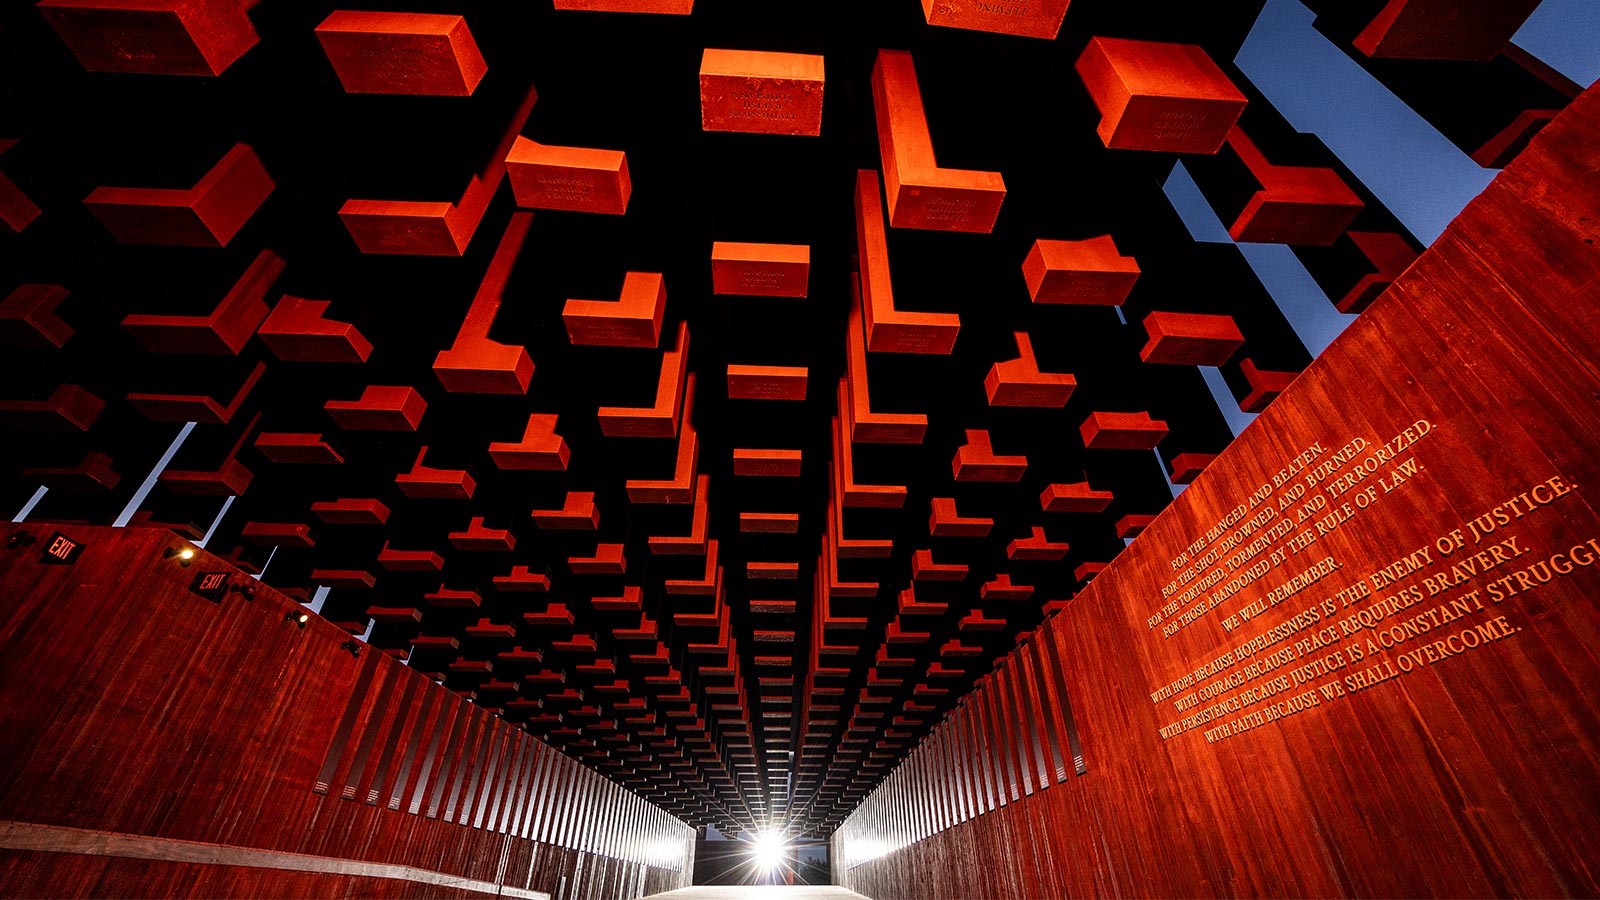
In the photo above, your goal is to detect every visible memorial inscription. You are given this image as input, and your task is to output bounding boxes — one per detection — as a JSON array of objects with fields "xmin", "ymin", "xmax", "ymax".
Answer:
[{"xmin": 1144, "ymin": 415, "xmax": 1585, "ymax": 746}]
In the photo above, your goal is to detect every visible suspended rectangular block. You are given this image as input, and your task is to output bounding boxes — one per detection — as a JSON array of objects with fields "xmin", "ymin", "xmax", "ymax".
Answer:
[
  {"xmin": 1023, "ymin": 236, "xmax": 1139, "ymax": 306},
  {"xmin": 727, "ymin": 365, "xmax": 807, "ymax": 401},
  {"xmin": 0, "ymin": 385, "xmax": 104, "ymax": 432},
  {"xmin": 871, "ymin": 49, "xmax": 1006, "ymax": 233},
  {"xmin": 563, "ymin": 271, "xmax": 665, "ymax": 348},
  {"xmin": 1081, "ymin": 411, "xmax": 1168, "ymax": 450},
  {"xmin": 710, "ymin": 242, "xmax": 810, "ymax": 297},
  {"xmin": 985, "ymin": 331, "xmax": 1075, "ymax": 406},
  {"xmin": 506, "ymin": 137, "xmax": 631, "ymax": 215},
  {"xmin": 739, "ymin": 512, "xmax": 799, "ymax": 533},
  {"xmin": 0, "ymin": 285, "xmax": 72, "ymax": 350},
  {"xmin": 315, "ymin": 11, "xmax": 487, "ymax": 96},
  {"xmin": 122, "ymin": 249, "xmax": 283, "ymax": 355},
  {"xmin": 733, "ymin": 448, "xmax": 802, "ymax": 476},
  {"xmin": 1139, "ymin": 310, "xmax": 1245, "ymax": 366},
  {"xmin": 699, "ymin": 48, "xmax": 825, "ymax": 136},
  {"xmin": 258, "ymin": 297, "xmax": 372, "ymax": 363},
  {"xmin": 1167, "ymin": 451, "xmax": 1216, "ymax": 484},
  {"xmin": 310, "ymin": 498, "xmax": 389, "ymax": 525},
  {"xmin": 920, "ymin": 0, "xmax": 1069, "ymax": 39},
  {"xmin": 257, "ymin": 433, "xmax": 345, "ymax": 465},
  {"xmin": 85, "ymin": 144, "xmax": 273, "ymax": 247},
  {"xmin": 324, "ymin": 385, "xmax": 426, "ymax": 431},
  {"xmin": 552, "ymin": 0, "xmax": 693, "ymax": 11},
  {"xmin": 1041, "ymin": 481, "xmax": 1114, "ymax": 513},
  {"xmin": 1352, "ymin": 0, "xmax": 1541, "ymax": 61},
  {"xmin": 39, "ymin": 0, "xmax": 259, "ymax": 76},
  {"xmin": 1075, "ymin": 37, "xmax": 1247, "ymax": 153}
]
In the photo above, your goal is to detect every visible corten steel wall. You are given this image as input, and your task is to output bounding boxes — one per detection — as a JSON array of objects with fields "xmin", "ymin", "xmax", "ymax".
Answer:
[
  {"xmin": 831, "ymin": 85, "xmax": 1600, "ymax": 899},
  {"xmin": 0, "ymin": 525, "xmax": 695, "ymax": 900}
]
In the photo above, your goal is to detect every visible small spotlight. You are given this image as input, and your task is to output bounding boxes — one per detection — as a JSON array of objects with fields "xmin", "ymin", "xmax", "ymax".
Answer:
[
  {"xmin": 231, "ymin": 583, "xmax": 255, "ymax": 600},
  {"xmin": 284, "ymin": 610, "xmax": 309, "ymax": 629},
  {"xmin": 6, "ymin": 531, "xmax": 37, "ymax": 549},
  {"xmin": 341, "ymin": 639, "xmax": 361, "ymax": 657},
  {"xmin": 163, "ymin": 546, "xmax": 196, "ymax": 566}
]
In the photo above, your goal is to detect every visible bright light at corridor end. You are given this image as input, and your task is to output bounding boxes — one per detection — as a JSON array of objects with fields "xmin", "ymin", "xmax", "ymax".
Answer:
[{"xmin": 747, "ymin": 829, "xmax": 789, "ymax": 872}]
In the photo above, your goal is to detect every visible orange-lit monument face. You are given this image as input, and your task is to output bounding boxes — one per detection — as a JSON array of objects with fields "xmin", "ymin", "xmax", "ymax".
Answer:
[
  {"xmin": 3, "ymin": 0, "xmax": 1595, "ymax": 895},
  {"xmin": 700, "ymin": 49, "xmax": 826, "ymax": 137}
]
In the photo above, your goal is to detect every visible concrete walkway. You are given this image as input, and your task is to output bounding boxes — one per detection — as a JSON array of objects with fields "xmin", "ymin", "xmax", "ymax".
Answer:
[{"xmin": 643, "ymin": 887, "xmax": 870, "ymax": 900}]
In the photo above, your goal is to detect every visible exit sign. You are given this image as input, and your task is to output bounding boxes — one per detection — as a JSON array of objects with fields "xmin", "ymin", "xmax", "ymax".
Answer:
[
  {"xmin": 189, "ymin": 571, "xmax": 230, "ymax": 602},
  {"xmin": 40, "ymin": 531, "xmax": 83, "ymax": 564}
]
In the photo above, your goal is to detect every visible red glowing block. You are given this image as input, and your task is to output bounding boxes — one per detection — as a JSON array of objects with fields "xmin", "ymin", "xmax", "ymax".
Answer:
[
  {"xmin": 310, "ymin": 498, "xmax": 389, "ymax": 525},
  {"xmin": 325, "ymin": 385, "xmax": 426, "ymax": 431},
  {"xmin": 1076, "ymin": 561, "xmax": 1108, "ymax": 581},
  {"xmin": 700, "ymin": 48, "xmax": 825, "ymax": 136},
  {"xmin": 845, "ymin": 287, "xmax": 927, "ymax": 442},
  {"xmin": 1116, "ymin": 514, "xmax": 1156, "ymax": 539},
  {"xmin": 489, "ymin": 413, "xmax": 569, "ymax": 471},
  {"xmin": 1237, "ymin": 358, "xmax": 1298, "ymax": 413},
  {"xmin": 0, "ymin": 285, "xmax": 73, "ymax": 350},
  {"xmin": 951, "ymin": 429, "xmax": 1027, "ymax": 482},
  {"xmin": 855, "ymin": 170, "xmax": 959, "ymax": 354},
  {"xmin": 920, "ymin": 0, "xmax": 1068, "ymax": 39},
  {"xmin": 1075, "ymin": 37, "xmax": 1247, "ymax": 153},
  {"xmin": 258, "ymin": 296, "xmax": 371, "ymax": 363},
  {"xmin": 532, "ymin": 492, "xmax": 600, "ymax": 530},
  {"xmin": 0, "ymin": 385, "xmax": 103, "ymax": 432},
  {"xmin": 1023, "ymin": 236, "xmax": 1140, "ymax": 306},
  {"xmin": 564, "ymin": 271, "xmax": 665, "ymax": 348},
  {"xmin": 1336, "ymin": 231, "xmax": 1419, "ymax": 314},
  {"xmin": 1168, "ymin": 452, "xmax": 1216, "ymax": 485},
  {"xmin": 341, "ymin": 86, "xmax": 535, "ymax": 256},
  {"xmin": 122, "ymin": 249, "xmax": 283, "ymax": 355},
  {"xmin": 127, "ymin": 360, "xmax": 262, "ymax": 423},
  {"xmin": 728, "ymin": 365, "xmax": 807, "ymax": 401},
  {"xmin": 1139, "ymin": 311, "xmax": 1245, "ymax": 366},
  {"xmin": 649, "ymin": 474, "xmax": 708, "ymax": 554},
  {"xmin": 748, "ymin": 561, "xmax": 799, "ymax": 580},
  {"xmin": 710, "ymin": 242, "xmax": 810, "ymax": 297},
  {"xmin": 506, "ymin": 137, "xmax": 630, "ymax": 215},
  {"xmin": 394, "ymin": 446, "xmax": 474, "ymax": 500},
  {"xmin": 1224, "ymin": 128, "xmax": 1364, "ymax": 246},
  {"xmin": 493, "ymin": 566, "xmax": 549, "ymax": 592},
  {"xmin": 733, "ymin": 448, "xmax": 801, "ymax": 477},
  {"xmin": 313, "ymin": 569, "xmax": 376, "ymax": 590},
  {"xmin": 236, "ymin": 518, "xmax": 312, "ymax": 547},
  {"xmin": 424, "ymin": 586, "xmax": 481, "ymax": 608},
  {"xmin": 434, "ymin": 212, "xmax": 535, "ymax": 393},
  {"xmin": 1081, "ymin": 411, "xmax": 1168, "ymax": 450},
  {"xmin": 598, "ymin": 321, "xmax": 689, "ymax": 437},
  {"xmin": 1007, "ymin": 526, "xmax": 1069, "ymax": 561},
  {"xmin": 624, "ymin": 372, "xmax": 698, "ymax": 503},
  {"xmin": 21, "ymin": 451, "xmax": 120, "ymax": 492},
  {"xmin": 552, "ymin": 0, "xmax": 692, "ymax": 11},
  {"xmin": 1353, "ymin": 0, "xmax": 1541, "ymax": 61},
  {"xmin": 929, "ymin": 497, "xmax": 992, "ymax": 538},
  {"xmin": 570, "ymin": 543, "xmax": 626, "ymax": 575},
  {"xmin": 912, "ymin": 549, "xmax": 967, "ymax": 582},
  {"xmin": 315, "ymin": 11, "xmax": 486, "ymax": 96},
  {"xmin": 255, "ymin": 433, "xmax": 344, "ymax": 465},
  {"xmin": 981, "ymin": 573, "xmax": 1033, "ymax": 601},
  {"xmin": 449, "ymin": 517, "xmax": 515, "ymax": 552},
  {"xmin": 378, "ymin": 542, "xmax": 443, "ymax": 572},
  {"xmin": 85, "ymin": 144, "xmax": 272, "ymax": 247},
  {"xmin": 832, "ymin": 406, "xmax": 906, "ymax": 509},
  {"xmin": 1041, "ymin": 482, "xmax": 1114, "ymax": 513},
  {"xmin": 986, "ymin": 331, "xmax": 1075, "ymax": 407},
  {"xmin": 740, "ymin": 512, "xmax": 799, "ymax": 534},
  {"xmin": 39, "ymin": 0, "xmax": 259, "ymax": 76},
  {"xmin": 871, "ymin": 49, "xmax": 1005, "ymax": 233},
  {"xmin": 0, "ymin": 140, "xmax": 42, "ymax": 234}
]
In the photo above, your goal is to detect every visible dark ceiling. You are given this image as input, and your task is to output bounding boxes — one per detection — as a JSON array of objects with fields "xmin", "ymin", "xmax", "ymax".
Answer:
[{"xmin": 3, "ymin": 0, "xmax": 1550, "ymax": 840}]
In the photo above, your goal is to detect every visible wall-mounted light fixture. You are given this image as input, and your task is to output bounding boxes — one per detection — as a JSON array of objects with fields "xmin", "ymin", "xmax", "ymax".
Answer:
[
  {"xmin": 284, "ymin": 610, "xmax": 309, "ymax": 629},
  {"xmin": 162, "ymin": 546, "xmax": 196, "ymax": 567},
  {"xmin": 340, "ymin": 639, "xmax": 361, "ymax": 657},
  {"xmin": 230, "ymin": 582, "xmax": 255, "ymax": 601}
]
